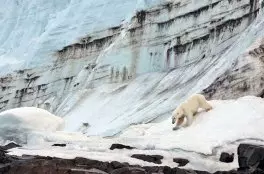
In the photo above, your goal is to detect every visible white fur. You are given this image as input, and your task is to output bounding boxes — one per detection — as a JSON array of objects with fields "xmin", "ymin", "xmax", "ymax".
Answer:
[{"xmin": 172, "ymin": 94, "xmax": 212, "ymax": 129}]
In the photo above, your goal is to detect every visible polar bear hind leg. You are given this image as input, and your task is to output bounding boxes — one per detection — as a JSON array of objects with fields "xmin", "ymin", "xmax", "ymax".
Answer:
[{"xmin": 198, "ymin": 95, "xmax": 212, "ymax": 111}]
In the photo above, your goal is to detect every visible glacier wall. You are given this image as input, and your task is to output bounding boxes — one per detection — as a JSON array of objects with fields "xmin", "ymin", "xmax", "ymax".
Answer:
[
  {"xmin": 0, "ymin": 0, "xmax": 262, "ymax": 135},
  {"xmin": 0, "ymin": 0, "xmax": 162, "ymax": 73}
]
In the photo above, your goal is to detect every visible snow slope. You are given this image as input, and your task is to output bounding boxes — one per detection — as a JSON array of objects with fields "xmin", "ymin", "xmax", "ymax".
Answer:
[
  {"xmin": 8, "ymin": 96, "xmax": 264, "ymax": 172},
  {"xmin": 57, "ymin": 1, "xmax": 264, "ymax": 137}
]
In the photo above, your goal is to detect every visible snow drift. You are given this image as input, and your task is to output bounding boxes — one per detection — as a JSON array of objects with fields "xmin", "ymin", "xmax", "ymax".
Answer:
[{"xmin": 0, "ymin": 107, "xmax": 64, "ymax": 144}]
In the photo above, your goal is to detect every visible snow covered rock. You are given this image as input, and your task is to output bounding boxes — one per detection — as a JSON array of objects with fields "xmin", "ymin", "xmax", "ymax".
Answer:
[{"xmin": 0, "ymin": 107, "xmax": 64, "ymax": 144}]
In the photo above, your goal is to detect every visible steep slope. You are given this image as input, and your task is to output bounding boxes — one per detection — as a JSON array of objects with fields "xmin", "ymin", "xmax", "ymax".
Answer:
[{"xmin": 0, "ymin": 0, "xmax": 261, "ymax": 135}]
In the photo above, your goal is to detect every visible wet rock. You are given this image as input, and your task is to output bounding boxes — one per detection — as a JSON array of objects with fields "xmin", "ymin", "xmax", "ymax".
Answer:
[
  {"xmin": 213, "ymin": 170, "xmax": 238, "ymax": 174},
  {"xmin": 131, "ymin": 154, "xmax": 163, "ymax": 164},
  {"xmin": 110, "ymin": 144, "xmax": 135, "ymax": 150},
  {"xmin": 111, "ymin": 161, "xmax": 128, "ymax": 169},
  {"xmin": 163, "ymin": 166, "xmax": 191, "ymax": 174},
  {"xmin": 52, "ymin": 143, "xmax": 66, "ymax": 147},
  {"xmin": 173, "ymin": 158, "xmax": 189, "ymax": 167},
  {"xmin": 219, "ymin": 152, "xmax": 234, "ymax": 163},
  {"xmin": 110, "ymin": 167, "xmax": 146, "ymax": 174},
  {"xmin": 72, "ymin": 168, "xmax": 108, "ymax": 174},
  {"xmin": 238, "ymin": 144, "xmax": 264, "ymax": 170}
]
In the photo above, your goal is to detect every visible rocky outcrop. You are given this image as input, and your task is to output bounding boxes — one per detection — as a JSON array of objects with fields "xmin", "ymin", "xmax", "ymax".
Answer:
[
  {"xmin": 0, "ymin": 153, "xmax": 209, "ymax": 174},
  {"xmin": 203, "ymin": 37, "xmax": 264, "ymax": 99},
  {"xmin": 2, "ymin": 143, "xmax": 264, "ymax": 174}
]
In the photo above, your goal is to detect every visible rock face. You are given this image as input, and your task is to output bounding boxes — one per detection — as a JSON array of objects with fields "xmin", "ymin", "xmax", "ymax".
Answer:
[
  {"xmin": 203, "ymin": 37, "xmax": 264, "ymax": 100},
  {"xmin": 0, "ymin": 0, "xmax": 260, "ymax": 114}
]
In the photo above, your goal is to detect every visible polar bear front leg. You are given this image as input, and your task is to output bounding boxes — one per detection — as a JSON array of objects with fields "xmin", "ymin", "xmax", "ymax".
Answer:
[
  {"xmin": 202, "ymin": 101, "xmax": 212, "ymax": 111},
  {"xmin": 183, "ymin": 111, "xmax": 193, "ymax": 127}
]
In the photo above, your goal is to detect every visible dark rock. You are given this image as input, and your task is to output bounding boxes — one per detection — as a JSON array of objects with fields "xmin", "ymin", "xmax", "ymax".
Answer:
[
  {"xmin": 143, "ymin": 166, "xmax": 163, "ymax": 173},
  {"xmin": 0, "ymin": 150, "xmax": 12, "ymax": 164},
  {"xmin": 52, "ymin": 143, "xmax": 66, "ymax": 147},
  {"xmin": 110, "ymin": 144, "xmax": 135, "ymax": 150},
  {"xmin": 72, "ymin": 168, "xmax": 108, "ymax": 174},
  {"xmin": 163, "ymin": 166, "xmax": 190, "ymax": 174},
  {"xmin": 219, "ymin": 152, "xmax": 234, "ymax": 163},
  {"xmin": 214, "ymin": 170, "xmax": 238, "ymax": 174},
  {"xmin": 111, "ymin": 161, "xmax": 128, "ymax": 169},
  {"xmin": 131, "ymin": 154, "xmax": 163, "ymax": 164},
  {"xmin": 238, "ymin": 144, "xmax": 264, "ymax": 170},
  {"xmin": 110, "ymin": 167, "xmax": 146, "ymax": 174},
  {"xmin": 173, "ymin": 158, "xmax": 189, "ymax": 167},
  {"xmin": 0, "ymin": 164, "xmax": 11, "ymax": 173},
  {"xmin": 195, "ymin": 170, "xmax": 211, "ymax": 174},
  {"xmin": 1, "ymin": 142, "xmax": 21, "ymax": 150}
]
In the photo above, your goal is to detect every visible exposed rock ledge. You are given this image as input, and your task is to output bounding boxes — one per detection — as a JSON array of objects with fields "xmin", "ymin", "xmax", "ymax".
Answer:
[{"xmin": 1, "ymin": 143, "xmax": 264, "ymax": 174}]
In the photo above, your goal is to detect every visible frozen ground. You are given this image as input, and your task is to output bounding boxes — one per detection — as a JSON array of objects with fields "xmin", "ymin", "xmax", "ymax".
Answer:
[{"xmin": 6, "ymin": 96, "xmax": 264, "ymax": 172}]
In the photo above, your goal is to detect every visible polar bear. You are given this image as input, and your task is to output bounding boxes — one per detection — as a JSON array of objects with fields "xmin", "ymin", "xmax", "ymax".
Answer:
[{"xmin": 172, "ymin": 94, "xmax": 212, "ymax": 130}]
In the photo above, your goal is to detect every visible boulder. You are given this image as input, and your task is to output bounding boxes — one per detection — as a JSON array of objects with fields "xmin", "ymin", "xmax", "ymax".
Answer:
[
  {"xmin": 131, "ymin": 154, "xmax": 163, "ymax": 164},
  {"xmin": 173, "ymin": 158, "xmax": 189, "ymax": 167},
  {"xmin": 110, "ymin": 144, "xmax": 135, "ymax": 150},
  {"xmin": 238, "ymin": 144, "xmax": 264, "ymax": 170},
  {"xmin": 52, "ymin": 143, "xmax": 66, "ymax": 147},
  {"xmin": 219, "ymin": 152, "xmax": 234, "ymax": 163}
]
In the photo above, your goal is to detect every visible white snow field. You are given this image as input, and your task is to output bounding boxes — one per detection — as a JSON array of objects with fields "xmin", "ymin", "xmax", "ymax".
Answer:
[{"xmin": 7, "ymin": 96, "xmax": 264, "ymax": 172}]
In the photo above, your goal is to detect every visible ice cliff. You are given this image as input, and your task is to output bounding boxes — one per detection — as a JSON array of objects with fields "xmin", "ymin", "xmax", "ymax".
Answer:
[{"xmin": 0, "ymin": 0, "xmax": 262, "ymax": 136}]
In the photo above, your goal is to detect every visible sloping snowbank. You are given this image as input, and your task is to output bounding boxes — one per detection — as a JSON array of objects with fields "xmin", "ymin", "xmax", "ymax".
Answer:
[
  {"xmin": 0, "ymin": 107, "xmax": 64, "ymax": 144},
  {"xmin": 59, "ymin": 9, "xmax": 264, "ymax": 137},
  {"xmin": 8, "ymin": 96, "xmax": 264, "ymax": 172}
]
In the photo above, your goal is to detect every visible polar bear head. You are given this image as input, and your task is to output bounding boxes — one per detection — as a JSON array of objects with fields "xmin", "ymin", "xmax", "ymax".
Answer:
[{"xmin": 172, "ymin": 107, "xmax": 185, "ymax": 126}]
